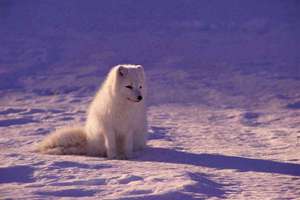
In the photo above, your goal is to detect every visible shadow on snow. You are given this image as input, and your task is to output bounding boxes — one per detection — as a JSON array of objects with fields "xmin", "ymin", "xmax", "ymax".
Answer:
[
  {"xmin": 138, "ymin": 147, "xmax": 300, "ymax": 177},
  {"xmin": 0, "ymin": 165, "xmax": 35, "ymax": 183}
]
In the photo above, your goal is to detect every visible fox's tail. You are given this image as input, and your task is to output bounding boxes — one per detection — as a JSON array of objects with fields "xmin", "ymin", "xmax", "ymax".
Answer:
[{"xmin": 37, "ymin": 126, "xmax": 87, "ymax": 155}]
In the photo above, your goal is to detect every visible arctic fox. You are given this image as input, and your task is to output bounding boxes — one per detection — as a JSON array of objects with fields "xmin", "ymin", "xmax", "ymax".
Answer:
[{"xmin": 38, "ymin": 64, "xmax": 148, "ymax": 159}]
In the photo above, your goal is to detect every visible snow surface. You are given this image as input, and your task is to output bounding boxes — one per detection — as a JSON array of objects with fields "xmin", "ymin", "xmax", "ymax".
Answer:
[{"xmin": 1, "ymin": 0, "xmax": 300, "ymax": 199}]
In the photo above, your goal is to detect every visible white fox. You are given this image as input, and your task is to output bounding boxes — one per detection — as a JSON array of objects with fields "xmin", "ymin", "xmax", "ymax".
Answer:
[{"xmin": 38, "ymin": 64, "xmax": 148, "ymax": 159}]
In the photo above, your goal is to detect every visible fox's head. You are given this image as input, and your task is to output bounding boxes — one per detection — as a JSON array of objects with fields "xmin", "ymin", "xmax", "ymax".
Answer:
[{"xmin": 115, "ymin": 64, "xmax": 146, "ymax": 103}]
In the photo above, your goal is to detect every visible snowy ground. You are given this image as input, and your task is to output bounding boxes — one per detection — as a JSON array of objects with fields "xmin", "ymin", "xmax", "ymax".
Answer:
[{"xmin": 1, "ymin": 1, "xmax": 300, "ymax": 199}]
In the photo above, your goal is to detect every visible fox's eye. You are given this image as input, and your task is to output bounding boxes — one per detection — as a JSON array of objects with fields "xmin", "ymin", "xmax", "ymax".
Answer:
[
  {"xmin": 126, "ymin": 85, "xmax": 133, "ymax": 89},
  {"xmin": 139, "ymin": 86, "xmax": 142, "ymax": 89}
]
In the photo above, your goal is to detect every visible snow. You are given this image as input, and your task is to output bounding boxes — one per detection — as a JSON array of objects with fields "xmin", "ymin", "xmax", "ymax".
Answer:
[{"xmin": 1, "ymin": 0, "xmax": 300, "ymax": 199}]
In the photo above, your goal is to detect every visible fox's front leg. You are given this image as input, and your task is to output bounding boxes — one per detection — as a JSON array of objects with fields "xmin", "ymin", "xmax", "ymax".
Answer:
[
  {"xmin": 133, "ymin": 126, "xmax": 147, "ymax": 151},
  {"xmin": 104, "ymin": 130, "xmax": 117, "ymax": 159},
  {"xmin": 123, "ymin": 132, "xmax": 133, "ymax": 159}
]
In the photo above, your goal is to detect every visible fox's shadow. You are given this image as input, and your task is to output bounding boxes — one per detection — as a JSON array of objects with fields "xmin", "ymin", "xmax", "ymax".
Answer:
[{"xmin": 138, "ymin": 147, "xmax": 300, "ymax": 177}]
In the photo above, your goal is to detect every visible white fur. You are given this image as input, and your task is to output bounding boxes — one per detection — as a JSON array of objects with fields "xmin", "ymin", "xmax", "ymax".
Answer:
[{"xmin": 37, "ymin": 64, "xmax": 148, "ymax": 159}]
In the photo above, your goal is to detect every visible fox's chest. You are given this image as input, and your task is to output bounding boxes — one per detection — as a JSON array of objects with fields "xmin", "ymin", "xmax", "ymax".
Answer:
[{"xmin": 113, "ymin": 109, "xmax": 142, "ymax": 134}]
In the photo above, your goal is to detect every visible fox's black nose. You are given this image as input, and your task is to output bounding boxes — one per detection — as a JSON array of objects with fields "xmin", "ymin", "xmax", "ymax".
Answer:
[{"xmin": 137, "ymin": 96, "xmax": 143, "ymax": 101}]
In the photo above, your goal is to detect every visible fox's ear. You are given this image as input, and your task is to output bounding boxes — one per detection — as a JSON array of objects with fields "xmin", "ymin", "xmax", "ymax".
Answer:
[
  {"xmin": 136, "ymin": 65, "xmax": 143, "ymax": 70},
  {"xmin": 118, "ymin": 66, "xmax": 128, "ymax": 77},
  {"xmin": 136, "ymin": 65, "xmax": 145, "ymax": 79}
]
